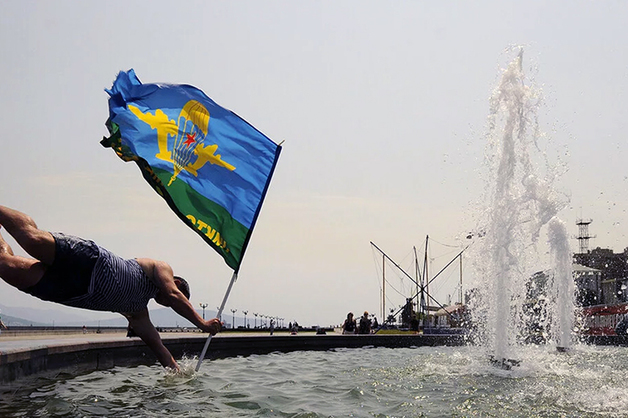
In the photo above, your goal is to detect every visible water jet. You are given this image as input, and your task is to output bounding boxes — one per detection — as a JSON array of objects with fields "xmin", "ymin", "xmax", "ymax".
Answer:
[{"xmin": 469, "ymin": 46, "xmax": 573, "ymax": 365}]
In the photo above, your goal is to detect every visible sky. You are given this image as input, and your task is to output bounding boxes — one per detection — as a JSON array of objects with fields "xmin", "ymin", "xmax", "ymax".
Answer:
[{"xmin": 0, "ymin": 1, "xmax": 626, "ymax": 328}]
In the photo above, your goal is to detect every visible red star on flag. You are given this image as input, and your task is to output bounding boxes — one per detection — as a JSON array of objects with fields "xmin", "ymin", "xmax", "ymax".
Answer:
[{"xmin": 184, "ymin": 133, "xmax": 196, "ymax": 147}]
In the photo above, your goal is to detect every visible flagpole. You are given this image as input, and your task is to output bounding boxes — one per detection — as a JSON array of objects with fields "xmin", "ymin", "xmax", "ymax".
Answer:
[{"xmin": 195, "ymin": 271, "xmax": 238, "ymax": 372}]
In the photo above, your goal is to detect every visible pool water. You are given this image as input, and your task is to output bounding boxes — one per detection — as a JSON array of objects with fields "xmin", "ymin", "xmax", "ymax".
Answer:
[{"xmin": 2, "ymin": 344, "xmax": 628, "ymax": 417}]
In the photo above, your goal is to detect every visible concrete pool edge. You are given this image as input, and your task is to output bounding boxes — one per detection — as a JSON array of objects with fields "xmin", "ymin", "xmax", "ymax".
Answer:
[
  {"xmin": 3, "ymin": 333, "xmax": 628, "ymax": 391},
  {"xmin": 0, "ymin": 333, "xmax": 466, "ymax": 389}
]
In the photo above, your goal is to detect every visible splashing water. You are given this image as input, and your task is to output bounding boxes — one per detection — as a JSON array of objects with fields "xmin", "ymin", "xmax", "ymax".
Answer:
[
  {"xmin": 4, "ymin": 346, "xmax": 628, "ymax": 417},
  {"xmin": 469, "ymin": 47, "xmax": 572, "ymax": 360},
  {"xmin": 548, "ymin": 217, "xmax": 575, "ymax": 349}
]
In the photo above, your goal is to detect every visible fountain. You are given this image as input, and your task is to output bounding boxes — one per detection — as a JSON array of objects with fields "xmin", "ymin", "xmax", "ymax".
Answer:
[
  {"xmin": 468, "ymin": 47, "xmax": 573, "ymax": 363},
  {"xmin": 4, "ymin": 48, "xmax": 627, "ymax": 418}
]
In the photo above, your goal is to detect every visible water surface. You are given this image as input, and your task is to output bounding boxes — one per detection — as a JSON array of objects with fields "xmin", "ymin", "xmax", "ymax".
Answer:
[{"xmin": 2, "ymin": 345, "xmax": 628, "ymax": 417}]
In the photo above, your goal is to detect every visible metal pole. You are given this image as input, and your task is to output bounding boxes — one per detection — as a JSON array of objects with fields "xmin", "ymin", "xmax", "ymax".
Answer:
[
  {"xmin": 382, "ymin": 253, "xmax": 386, "ymax": 322},
  {"xmin": 370, "ymin": 242, "xmax": 421, "ymax": 287},
  {"xmin": 196, "ymin": 271, "xmax": 238, "ymax": 372},
  {"xmin": 414, "ymin": 246, "xmax": 420, "ymax": 323},
  {"xmin": 231, "ymin": 309, "xmax": 237, "ymax": 329},
  {"xmin": 424, "ymin": 235, "xmax": 429, "ymax": 316},
  {"xmin": 199, "ymin": 303, "xmax": 208, "ymax": 320},
  {"xmin": 459, "ymin": 254, "xmax": 463, "ymax": 305}
]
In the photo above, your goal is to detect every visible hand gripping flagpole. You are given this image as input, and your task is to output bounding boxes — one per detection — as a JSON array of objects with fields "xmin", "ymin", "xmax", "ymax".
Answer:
[{"xmin": 195, "ymin": 271, "xmax": 238, "ymax": 372}]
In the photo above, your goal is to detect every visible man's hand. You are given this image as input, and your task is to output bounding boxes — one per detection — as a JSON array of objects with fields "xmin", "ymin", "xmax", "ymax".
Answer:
[{"xmin": 201, "ymin": 318, "xmax": 222, "ymax": 335}]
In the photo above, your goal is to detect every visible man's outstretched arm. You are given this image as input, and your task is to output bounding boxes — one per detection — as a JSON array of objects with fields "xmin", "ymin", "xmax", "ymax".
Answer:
[
  {"xmin": 139, "ymin": 258, "xmax": 221, "ymax": 334},
  {"xmin": 123, "ymin": 309, "xmax": 178, "ymax": 370}
]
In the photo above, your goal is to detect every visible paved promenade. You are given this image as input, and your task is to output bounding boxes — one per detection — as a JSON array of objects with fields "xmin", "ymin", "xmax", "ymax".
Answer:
[
  {"xmin": 0, "ymin": 329, "xmax": 277, "ymax": 354},
  {"xmin": 0, "ymin": 330, "xmax": 130, "ymax": 353}
]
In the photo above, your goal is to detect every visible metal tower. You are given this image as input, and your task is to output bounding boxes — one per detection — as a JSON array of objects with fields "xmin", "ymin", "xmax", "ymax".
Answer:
[{"xmin": 575, "ymin": 218, "xmax": 594, "ymax": 254}]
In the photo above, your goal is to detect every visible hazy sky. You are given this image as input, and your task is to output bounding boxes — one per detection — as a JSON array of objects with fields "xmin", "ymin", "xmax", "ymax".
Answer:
[{"xmin": 0, "ymin": 1, "xmax": 626, "ymax": 327}]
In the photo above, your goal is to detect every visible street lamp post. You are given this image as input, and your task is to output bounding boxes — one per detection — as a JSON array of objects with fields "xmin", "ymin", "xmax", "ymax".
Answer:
[
  {"xmin": 199, "ymin": 303, "xmax": 208, "ymax": 320},
  {"xmin": 231, "ymin": 309, "xmax": 237, "ymax": 329},
  {"xmin": 242, "ymin": 310, "xmax": 248, "ymax": 328}
]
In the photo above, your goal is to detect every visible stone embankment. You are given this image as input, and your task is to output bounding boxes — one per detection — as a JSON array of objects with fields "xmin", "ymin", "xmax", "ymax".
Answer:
[{"xmin": 0, "ymin": 329, "xmax": 466, "ymax": 389}]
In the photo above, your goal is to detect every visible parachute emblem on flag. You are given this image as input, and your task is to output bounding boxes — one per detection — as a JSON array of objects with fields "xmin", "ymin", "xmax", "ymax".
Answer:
[
  {"xmin": 103, "ymin": 69, "xmax": 281, "ymax": 272},
  {"xmin": 129, "ymin": 100, "xmax": 236, "ymax": 187}
]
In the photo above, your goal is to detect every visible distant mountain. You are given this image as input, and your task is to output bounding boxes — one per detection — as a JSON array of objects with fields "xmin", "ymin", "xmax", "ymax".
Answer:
[
  {"xmin": 79, "ymin": 308, "xmax": 220, "ymax": 328},
  {"xmin": 0, "ymin": 302, "xmax": 118, "ymax": 326},
  {"xmin": 0, "ymin": 313, "xmax": 46, "ymax": 327},
  {"xmin": 141, "ymin": 308, "xmax": 218, "ymax": 328},
  {"xmin": 0, "ymin": 302, "xmax": 219, "ymax": 328}
]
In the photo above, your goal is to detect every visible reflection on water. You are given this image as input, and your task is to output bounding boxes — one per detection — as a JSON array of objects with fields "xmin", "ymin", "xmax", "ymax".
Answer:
[{"xmin": 2, "ymin": 345, "xmax": 628, "ymax": 417}]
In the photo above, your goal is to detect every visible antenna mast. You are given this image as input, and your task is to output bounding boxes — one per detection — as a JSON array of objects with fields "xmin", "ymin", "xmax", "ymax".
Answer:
[{"xmin": 576, "ymin": 218, "xmax": 595, "ymax": 254}]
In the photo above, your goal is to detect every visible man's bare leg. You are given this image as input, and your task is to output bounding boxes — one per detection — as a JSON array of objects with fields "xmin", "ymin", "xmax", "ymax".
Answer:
[
  {"xmin": 0, "ymin": 227, "xmax": 46, "ymax": 290},
  {"xmin": 0, "ymin": 205, "xmax": 55, "ymax": 265},
  {"xmin": 0, "ymin": 226, "xmax": 14, "ymax": 256},
  {"xmin": 0, "ymin": 225, "xmax": 15, "ymax": 255}
]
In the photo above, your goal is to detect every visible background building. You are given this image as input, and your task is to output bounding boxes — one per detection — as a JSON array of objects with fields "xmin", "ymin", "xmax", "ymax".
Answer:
[{"xmin": 574, "ymin": 248, "xmax": 628, "ymax": 305}]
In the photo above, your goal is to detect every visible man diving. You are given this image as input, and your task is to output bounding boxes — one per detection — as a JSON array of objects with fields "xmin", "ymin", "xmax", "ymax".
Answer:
[{"xmin": 0, "ymin": 205, "xmax": 221, "ymax": 370}]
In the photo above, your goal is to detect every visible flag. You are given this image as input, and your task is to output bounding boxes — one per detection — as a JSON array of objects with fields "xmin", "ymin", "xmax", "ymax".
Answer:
[{"xmin": 102, "ymin": 69, "xmax": 281, "ymax": 272}]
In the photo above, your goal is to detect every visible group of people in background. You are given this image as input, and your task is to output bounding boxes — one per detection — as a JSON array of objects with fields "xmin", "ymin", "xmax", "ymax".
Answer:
[{"xmin": 342, "ymin": 311, "xmax": 378, "ymax": 334}]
